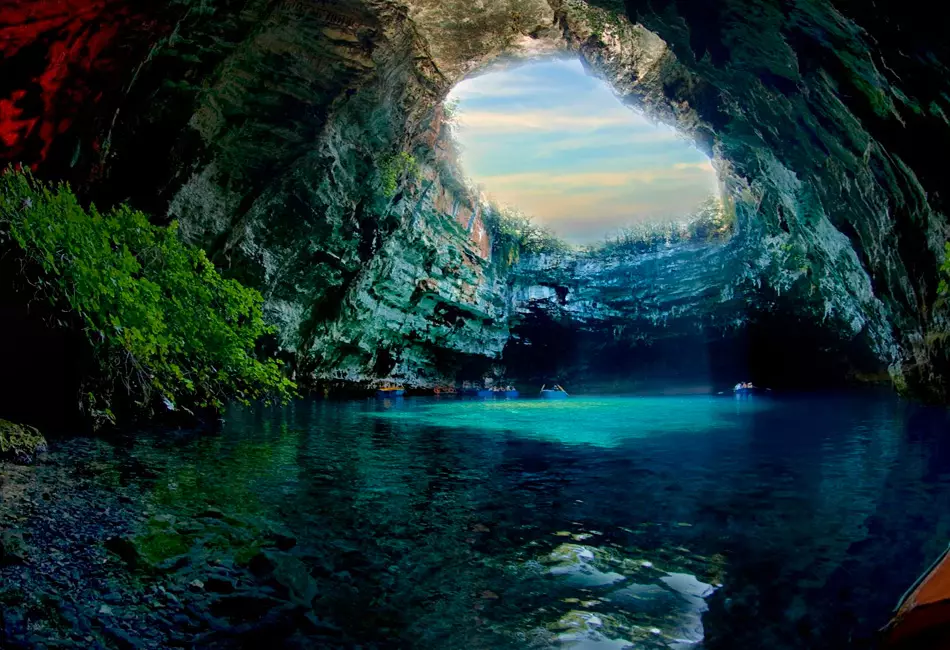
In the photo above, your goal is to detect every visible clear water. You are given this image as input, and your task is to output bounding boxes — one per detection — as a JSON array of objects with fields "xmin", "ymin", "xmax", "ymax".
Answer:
[{"xmin": 135, "ymin": 393, "xmax": 950, "ymax": 649}]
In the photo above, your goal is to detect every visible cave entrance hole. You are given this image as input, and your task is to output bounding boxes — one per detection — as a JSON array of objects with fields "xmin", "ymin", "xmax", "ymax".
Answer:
[{"xmin": 444, "ymin": 56, "xmax": 727, "ymax": 247}]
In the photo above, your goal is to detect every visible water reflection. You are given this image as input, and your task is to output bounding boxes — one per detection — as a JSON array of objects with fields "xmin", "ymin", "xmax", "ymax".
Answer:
[{"xmin": 129, "ymin": 393, "xmax": 948, "ymax": 649}]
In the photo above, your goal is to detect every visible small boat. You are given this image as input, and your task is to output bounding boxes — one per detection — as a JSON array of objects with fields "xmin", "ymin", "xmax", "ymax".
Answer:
[
  {"xmin": 733, "ymin": 383, "xmax": 757, "ymax": 396},
  {"xmin": 433, "ymin": 386, "xmax": 457, "ymax": 396},
  {"xmin": 540, "ymin": 384, "xmax": 569, "ymax": 399},
  {"xmin": 376, "ymin": 385, "xmax": 405, "ymax": 398},
  {"xmin": 492, "ymin": 387, "xmax": 519, "ymax": 398},
  {"xmin": 881, "ymin": 544, "xmax": 950, "ymax": 648}
]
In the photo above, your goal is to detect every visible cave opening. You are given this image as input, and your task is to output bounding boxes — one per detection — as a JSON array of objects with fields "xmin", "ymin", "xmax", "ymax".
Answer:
[
  {"xmin": 4, "ymin": 1, "xmax": 950, "ymax": 648},
  {"xmin": 437, "ymin": 55, "xmax": 829, "ymax": 393},
  {"xmin": 445, "ymin": 56, "xmax": 725, "ymax": 246},
  {"xmin": 436, "ymin": 46, "xmax": 888, "ymax": 394}
]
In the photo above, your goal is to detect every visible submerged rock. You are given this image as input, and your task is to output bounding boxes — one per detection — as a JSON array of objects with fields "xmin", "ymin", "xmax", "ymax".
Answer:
[
  {"xmin": 0, "ymin": 530, "xmax": 28, "ymax": 566},
  {"xmin": 104, "ymin": 536, "xmax": 141, "ymax": 570}
]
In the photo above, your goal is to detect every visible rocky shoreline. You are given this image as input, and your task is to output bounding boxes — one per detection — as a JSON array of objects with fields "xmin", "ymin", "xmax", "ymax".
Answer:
[{"xmin": 0, "ymin": 436, "xmax": 369, "ymax": 650}]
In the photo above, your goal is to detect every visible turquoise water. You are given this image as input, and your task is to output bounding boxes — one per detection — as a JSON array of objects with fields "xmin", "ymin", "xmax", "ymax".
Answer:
[{"xmin": 139, "ymin": 393, "xmax": 950, "ymax": 649}]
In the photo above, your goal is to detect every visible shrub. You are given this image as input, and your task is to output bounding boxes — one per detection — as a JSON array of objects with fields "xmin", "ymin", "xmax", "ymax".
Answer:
[
  {"xmin": 380, "ymin": 151, "xmax": 420, "ymax": 197},
  {"xmin": 939, "ymin": 242, "xmax": 950, "ymax": 297},
  {"xmin": 0, "ymin": 419, "xmax": 48, "ymax": 463},
  {"xmin": 483, "ymin": 203, "xmax": 567, "ymax": 268},
  {"xmin": 593, "ymin": 195, "xmax": 734, "ymax": 256},
  {"xmin": 0, "ymin": 168, "xmax": 295, "ymax": 426}
]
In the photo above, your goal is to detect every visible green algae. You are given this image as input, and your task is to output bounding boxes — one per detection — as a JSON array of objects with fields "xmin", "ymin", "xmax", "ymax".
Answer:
[
  {"xmin": 0, "ymin": 419, "xmax": 47, "ymax": 463},
  {"xmin": 134, "ymin": 530, "xmax": 193, "ymax": 567}
]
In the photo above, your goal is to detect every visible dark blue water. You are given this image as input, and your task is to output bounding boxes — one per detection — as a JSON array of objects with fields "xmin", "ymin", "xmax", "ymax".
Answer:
[{"xmin": 142, "ymin": 393, "xmax": 950, "ymax": 649}]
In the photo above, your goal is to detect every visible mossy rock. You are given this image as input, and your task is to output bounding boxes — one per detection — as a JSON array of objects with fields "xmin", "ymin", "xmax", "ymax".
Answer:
[{"xmin": 0, "ymin": 419, "xmax": 48, "ymax": 464}]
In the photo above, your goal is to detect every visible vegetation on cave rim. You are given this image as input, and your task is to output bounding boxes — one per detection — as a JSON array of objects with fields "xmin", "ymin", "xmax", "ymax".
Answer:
[
  {"xmin": 482, "ymin": 193, "xmax": 734, "ymax": 270},
  {"xmin": 0, "ymin": 168, "xmax": 295, "ymax": 427},
  {"xmin": 410, "ymin": 0, "xmax": 553, "ymax": 70},
  {"xmin": 380, "ymin": 150, "xmax": 420, "ymax": 197},
  {"xmin": 592, "ymin": 195, "xmax": 735, "ymax": 256},
  {"xmin": 939, "ymin": 242, "xmax": 950, "ymax": 297},
  {"xmin": 484, "ymin": 202, "xmax": 568, "ymax": 269}
]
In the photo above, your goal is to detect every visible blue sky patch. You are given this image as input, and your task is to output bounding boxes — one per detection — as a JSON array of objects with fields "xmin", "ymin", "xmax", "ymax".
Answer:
[{"xmin": 447, "ymin": 58, "xmax": 719, "ymax": 243}]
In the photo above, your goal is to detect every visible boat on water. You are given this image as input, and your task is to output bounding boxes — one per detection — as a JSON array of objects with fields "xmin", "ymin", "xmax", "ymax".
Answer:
[
  {"xmin": 492, "ymin": 387, "xmax": 519, "ymax": 398},
  {"xmin": 375, "ymin": 385, "xmax": 405, "ymax": 398},
  {"xmin": 540, "ymin": 384, "xmax": 569, "ymax": 399},
  {"xmin": 733, "ymin": 382, "xmax": 758, "ymax": 396},
  {"xmin": 881, "ymin": 544, "xmax": 950, "ymax": 649},
  {"xmin": 461, "ymin": 388, "xmax": 493, "ymax": 398}
]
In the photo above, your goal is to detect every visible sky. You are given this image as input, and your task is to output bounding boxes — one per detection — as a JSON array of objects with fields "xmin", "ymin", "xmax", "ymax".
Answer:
[{"xmin": 446, "ymin": 58, "xmax": 719, "ymax": 243}]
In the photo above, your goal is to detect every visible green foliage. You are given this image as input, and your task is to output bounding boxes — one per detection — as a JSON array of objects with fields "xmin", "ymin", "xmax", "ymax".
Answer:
[
  {"xmin": 483, "ymin": 203, "xmax": 567, "ymax": 268},
  {"xmin": 939, "ymin": 242, "xmax": 950, "ymax": 297},
  {"xmin": 592, "ymin": 195, "xmax": 734, "ymax": 256},
  {"xmin": 686, "ymin": 195, "xmax": 735, "ymax": 241},
  {"xmin": 442, "ymin": 98, "xmax": 460, "ymax": 123},
  {"xmin": 566, "ymin": 0, "xmax": 628, "ymax": 40},
  {"xmin": 0, "ymin": 419, "xmax": 48, "ymax": 462},
  {"xmin": 380, "ymin": 151, "xmax": 420, "ymax": 197},
  {"xmin": 0, "ymin": 168, "xmax": 295, "ymax": 425}
]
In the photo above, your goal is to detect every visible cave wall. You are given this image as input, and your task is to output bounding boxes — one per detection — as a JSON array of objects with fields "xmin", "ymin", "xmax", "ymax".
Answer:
[
  {"xmin": 506, "ymin": 240, "xmax": 886, "ymax": 391},
  {"xmin": 566, "ymin": 0, "xmax": 950, "ymax": 398},
  {"xmin": 1, "ymin": 0, "xmax": 511, "ymax": 389},
  {"xmin": 1, "ymin": 0, "xmax": 948, "ymax": 397}
]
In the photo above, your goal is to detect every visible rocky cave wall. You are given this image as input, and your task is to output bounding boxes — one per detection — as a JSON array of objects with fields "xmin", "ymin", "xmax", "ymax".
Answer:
[
  {"xmin": 568, "ymin": 0, "xmax": 950, "ymax": 399},
  {"xmin": 506, "ymin": 238, "xmax": 886, "ymax": 391},
  {"xmin": 1, "ymin": 0, "xmax": 948, "ymax": 398}
]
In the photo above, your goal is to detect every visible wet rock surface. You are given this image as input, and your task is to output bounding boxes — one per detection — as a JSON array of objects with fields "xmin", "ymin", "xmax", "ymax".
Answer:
[{"xmin": 505, "ymin": 240, "xmax": 888, "ymax": 390}]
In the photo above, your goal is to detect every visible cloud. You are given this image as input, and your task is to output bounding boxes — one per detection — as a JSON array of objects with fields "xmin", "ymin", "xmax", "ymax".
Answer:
[
  {"xmin": 673, "ymin": 161, "xmax": 715, "ymax": 171},
  {"xmin": 477, "ymin": 165, "xmax": 719, "ymax": 243},
  {"xmin": 449, "ymin": 57, "xmax": 589, "ymax": 101},
  {"xmin": 456, "ymin": 109, "xmax": 636, "ymax": 133},
  {"xmin": 448, "ymin": 58, "xmax": 720, "ymax": 242},
  {"xmin": 480, "ymin": 166, "xmax": 717, "ymax": 191}
]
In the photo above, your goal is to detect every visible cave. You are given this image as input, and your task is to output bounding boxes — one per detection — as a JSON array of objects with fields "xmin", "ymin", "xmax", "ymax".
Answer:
[
  {"xmin": 3, "ymin": 1, "xmax": 950, "ymax": 648},
  {"xmin": 2, "ymin": 0, "xmax": 948, "ymax": 401},
  {"xmin": 2, "ymin": 0, "xmax": 947, "ymax": 402},
  {"xmin": 4, "ymin": 0, "xmax": 946, "ymax": 400}
]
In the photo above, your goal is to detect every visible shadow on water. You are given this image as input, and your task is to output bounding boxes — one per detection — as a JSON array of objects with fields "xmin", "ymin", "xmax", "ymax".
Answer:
[{"xmin": 125, "ymin": 393, "xmax": 948, "ymax": 649}]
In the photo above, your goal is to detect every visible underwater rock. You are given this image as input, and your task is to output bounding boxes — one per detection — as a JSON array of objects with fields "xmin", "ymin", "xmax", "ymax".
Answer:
[
  {"xmin": 0, "ymin": 530, "xmax": 28, "ymax": 566},
  {"xmin": 104, "ymin": 536, "xmax": 141, "ymax": 570},
  {"xmin": 546, "ymin": 543, "xmax": 627, "ymax": 587},
  {"xmin": 248, "ymin": 551, "xmax": 319, "ymax": 607}
]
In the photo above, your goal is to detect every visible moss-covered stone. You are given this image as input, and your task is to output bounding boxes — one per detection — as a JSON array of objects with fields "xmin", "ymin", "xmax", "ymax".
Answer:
[{"xmin": 0, "ymin": 419, "xmax": 48, "ymax": 464}]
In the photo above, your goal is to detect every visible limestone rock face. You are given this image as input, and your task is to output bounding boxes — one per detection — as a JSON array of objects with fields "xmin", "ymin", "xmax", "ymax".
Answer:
[
  {"xmin": 505, "ymin": 239, "xmax": 885, "ymax": 390},
  {"xmin": 568, "ymin": 0, "xmax": 950, "ymax": 397},
  {"xmin": 1, "ymin": 0, "xmax": 948, "ymax": 397}
]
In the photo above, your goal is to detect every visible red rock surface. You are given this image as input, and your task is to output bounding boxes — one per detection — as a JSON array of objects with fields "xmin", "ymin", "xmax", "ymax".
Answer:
[{"xmin": 0, "ymin": 0, "xmax": 166, "ymax": 167}]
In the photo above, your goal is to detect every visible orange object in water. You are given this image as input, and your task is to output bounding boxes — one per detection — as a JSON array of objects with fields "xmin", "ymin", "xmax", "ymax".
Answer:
[{"xmin": 881, "ymin": 545, "xmax": 950, "ymax": 649}]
